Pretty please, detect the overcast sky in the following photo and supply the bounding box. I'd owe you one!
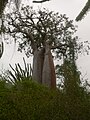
[0,0,90,81]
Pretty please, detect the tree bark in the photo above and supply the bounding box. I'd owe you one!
[32,48,44,83]
[42,43,56,88]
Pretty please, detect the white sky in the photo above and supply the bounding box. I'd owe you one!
[0,0,90,81]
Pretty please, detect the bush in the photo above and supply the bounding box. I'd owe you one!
[0,79,90,120]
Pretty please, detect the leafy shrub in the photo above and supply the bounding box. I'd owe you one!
[0,79,90,120]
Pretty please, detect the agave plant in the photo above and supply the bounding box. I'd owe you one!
[7,57,32,84]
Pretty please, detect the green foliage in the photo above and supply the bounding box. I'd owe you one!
[0,4,90,120]
[0,78,90,120]
[0,79,59,120]
[5,58,32,84]
[56,52,90,120]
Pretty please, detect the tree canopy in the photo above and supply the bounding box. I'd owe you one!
[3,6,80,58]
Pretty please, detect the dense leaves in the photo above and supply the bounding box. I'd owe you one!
[0,79,90,120]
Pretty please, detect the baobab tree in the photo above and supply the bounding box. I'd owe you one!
[3,6,80,88]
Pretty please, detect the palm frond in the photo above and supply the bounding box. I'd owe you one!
[7,58,32,84]
[33,0,50,3]
[76,0,90,21]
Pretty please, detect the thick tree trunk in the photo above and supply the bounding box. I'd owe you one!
[42,43,56,88]
[32,48,44,83]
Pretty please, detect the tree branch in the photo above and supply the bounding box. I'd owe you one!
[33,0,50,3]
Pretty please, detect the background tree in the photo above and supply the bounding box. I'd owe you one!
[56,39,81,89]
